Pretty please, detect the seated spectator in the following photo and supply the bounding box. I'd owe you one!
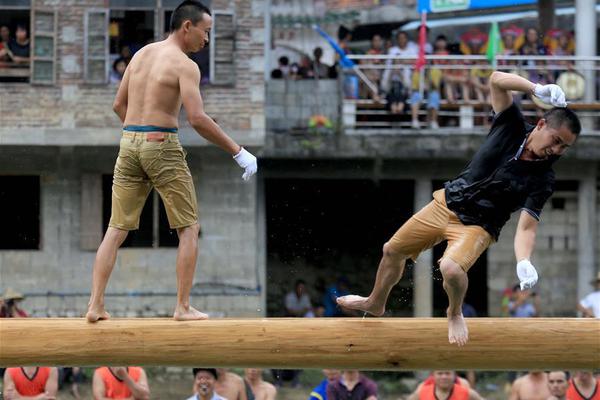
[298,55,314,79]
[459,27,488,55]
[510,371,550,400]
[215,368,250,400]
[310,369,341,400]
[245,369,277,400]
[508,285,539,318]
[547,371,569,400]
[188,368,226,400]
[313,47,330,79]
[443,54,471,103]
[545,28,575,56]
[0,288,29,317]
[3,367,58,399]
[469,60,492,104]
[382,31,417,115]
[360,34,385,100]
[8,24,30,65]
[270,56,289,79]
[110,58,128,84]
[518,27,552,84]
[500,24,524,56]
[285,279,313,317]
[326,370,376,400]
[408,371,481,400]
[93,366,150,400]
[0,25,11,63]
[577,272,600,317]
[566,371,600,400]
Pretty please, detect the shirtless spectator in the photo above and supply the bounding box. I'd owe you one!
[215,369,249,400]
[244,369,276,400]
[510,371,550,400]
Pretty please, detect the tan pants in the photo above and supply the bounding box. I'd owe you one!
[109,131,198,230]
[387,189,493,271]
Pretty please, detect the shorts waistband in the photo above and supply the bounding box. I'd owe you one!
[123,125,178,133]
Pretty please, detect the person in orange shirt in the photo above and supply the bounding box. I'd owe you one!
[3,367,58,400]
[407,371,482,400]
[566,371,600,400]
[93,367,150,400]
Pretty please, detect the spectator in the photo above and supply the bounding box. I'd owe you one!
[119,45,132,64]
[360,34,385,100]
[577,271,600,317]
[271,56,289,79]
[285,279,313,317]
[244,369,277,400]
[508,285,539,317]
[312,47,330,79]
[407,371,482,400]
[270,368,301,389]
[0,288,29,318]
[3,367,58,400]
[509,371,550,400]
[59,367,84,400]
[470,60,492,104]
[310,369,341,400]
[500,286,514,317]
[323,277,355,317]
[382,31,417,115]
[326,370,377,400]
[410,30,439,129]
[566,371,600,400]
[461,302,477,317]
[8,24,30,64]
[500,25,524,56]
[518,27,552,84]
[547,371,569,400]
[110,58,128,84]
[298,55,314,79]
[0,25,11,63]
[188,368,226,400]
[215,368,250,400]
[545,29,575,56]
[93,366,150,400]
[459,27,488,55]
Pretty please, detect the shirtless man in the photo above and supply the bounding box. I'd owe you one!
[244,369,276,400]
[510,371,550,400]
[546,371,569,400]
[215,369,248,400]
[86,0,257,322]
[337,71,580,345]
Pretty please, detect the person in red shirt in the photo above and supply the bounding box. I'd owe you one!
[93,367,150,400]
[3,367,58,399]
[408,371,482,400]
[566,371,600,400]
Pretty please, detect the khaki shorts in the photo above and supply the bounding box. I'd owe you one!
[387,189,493,272]
[109,130,198,230]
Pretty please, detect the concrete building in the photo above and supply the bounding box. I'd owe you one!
[0,0,598,320]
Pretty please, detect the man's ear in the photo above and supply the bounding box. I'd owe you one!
[536,118,546,130]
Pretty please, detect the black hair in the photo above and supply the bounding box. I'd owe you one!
[278,56,289,66]
[16,24,27,32]
[295,279,306,288]
[192,368,218,379]
[113,57,127,71]
[170,1,211,32]
[435,34,447,42]
[544,107,581,136]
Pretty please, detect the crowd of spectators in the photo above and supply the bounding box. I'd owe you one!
[0,24,30,67]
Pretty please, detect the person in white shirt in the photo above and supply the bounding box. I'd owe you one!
[284,279,313,317]
[577,272,600,318]
[187,368,228,400]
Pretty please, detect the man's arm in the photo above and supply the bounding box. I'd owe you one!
[514,211,538,263]
[118,368,150,400]
[577,298,595,317]
[509,379,521,400]
[179,60,240,155]
[468,389,484,400]
[113,63,131,123]
[44,368,59,397]
[406,384,421,400]
[93,370,111,400]
[489,71,535,114]
[265,383,277,400]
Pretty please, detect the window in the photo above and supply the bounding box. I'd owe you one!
[85,9,109,83]
[102,175,178,248]
[0,176,40,250]
[210,10,235,86]
[0,5,30,83]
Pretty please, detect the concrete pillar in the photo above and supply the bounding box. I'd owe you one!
[413,177,433,317]
[577,167,597,302]
[575,0,597,130]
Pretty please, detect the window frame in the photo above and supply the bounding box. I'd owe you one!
[30,7,57,85]
[84,8,110,84]
[209,10,236,86]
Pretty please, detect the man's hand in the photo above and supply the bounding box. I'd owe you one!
[233,147,258,181]
[533,84,567,107]
[112,367,129,380]
[516,259,539,290]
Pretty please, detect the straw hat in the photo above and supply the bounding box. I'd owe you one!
[1,287,25,301]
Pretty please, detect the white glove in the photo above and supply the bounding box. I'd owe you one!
[516,259,539,290]
[533,84,567,108]
[233,147,257,181]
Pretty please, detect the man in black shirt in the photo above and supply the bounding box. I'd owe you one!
[337,71,581,346]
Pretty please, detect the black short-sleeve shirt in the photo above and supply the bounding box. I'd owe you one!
[444,103,556,240]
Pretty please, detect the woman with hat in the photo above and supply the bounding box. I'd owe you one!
[0,287,28,318]
[577,272,600,318]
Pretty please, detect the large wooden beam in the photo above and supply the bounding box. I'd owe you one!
[1,318,598,370]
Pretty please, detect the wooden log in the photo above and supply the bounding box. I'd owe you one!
[1,318,599,370]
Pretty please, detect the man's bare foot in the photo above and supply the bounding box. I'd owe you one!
[336,295,385,316]
[447,311,469,346]
[86,307,110,323]
[173,306,209,321]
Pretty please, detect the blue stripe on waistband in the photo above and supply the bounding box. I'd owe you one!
[123,125,178,133]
